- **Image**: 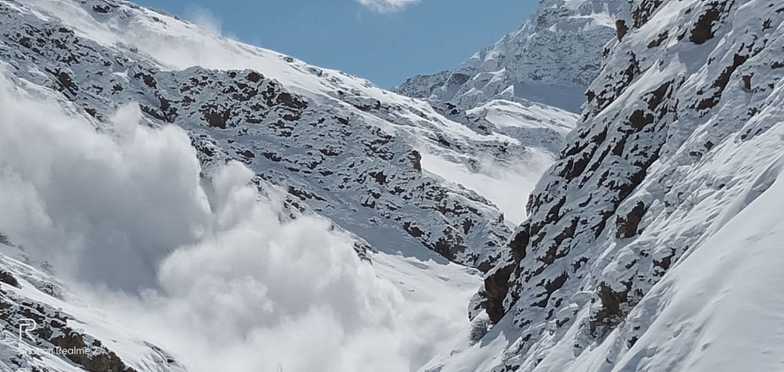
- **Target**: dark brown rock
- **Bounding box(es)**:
[615,19,628,41]
[0,270,19,288]
[616,201,646,239]
[690,1,728,44]
[484,263,515,323]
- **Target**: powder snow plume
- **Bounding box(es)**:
[0,72,470,372]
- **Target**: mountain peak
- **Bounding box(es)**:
[398,0,630,112]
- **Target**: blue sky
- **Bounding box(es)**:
[133,0,537,88]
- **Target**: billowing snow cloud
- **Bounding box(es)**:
[356,0,421,13]
[0,73,470,372]
[0,82,211,290]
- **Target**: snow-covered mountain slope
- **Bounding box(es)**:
[0,0,532,270]
[466,100,577,154]
[421,99,578,223]
[0,239,185,372]
[0,57,483,372]
[398,0,629,112]
[434,0,784,371]
[396,0,621,222]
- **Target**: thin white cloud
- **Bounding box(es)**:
[356,0,421,13]
[183,5,225,36]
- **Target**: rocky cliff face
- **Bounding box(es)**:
[428,0,784,371]
[398,0,629,112]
